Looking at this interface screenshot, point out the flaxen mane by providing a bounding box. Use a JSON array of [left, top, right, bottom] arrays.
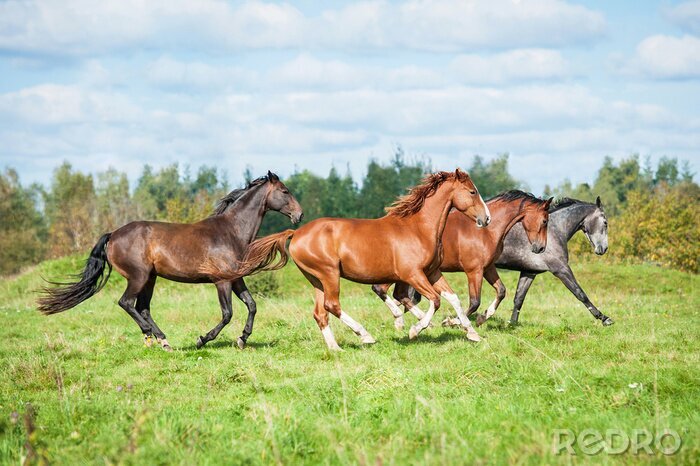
[[386, 171, 466, 218], [212, 176, 268, 216]]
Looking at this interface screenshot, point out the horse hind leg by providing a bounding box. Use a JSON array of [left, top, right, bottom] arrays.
[[324, 280, 376, 346], [118, 276, 166, 350], [136, 274, 168, 348]]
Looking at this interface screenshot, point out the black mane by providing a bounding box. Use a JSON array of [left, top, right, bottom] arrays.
[[212, 176, 268, 215], [549, 197, 594, 213], [489, 190, 546, 206]]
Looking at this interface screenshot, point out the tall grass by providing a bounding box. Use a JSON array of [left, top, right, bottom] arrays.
[[1, 256, 698, 464]]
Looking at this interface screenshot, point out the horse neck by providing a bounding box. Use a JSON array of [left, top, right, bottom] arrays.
[[221, 184, 268, 244], [406, 183, 454, 246], [552, 204, 596, 241], [486, 200, 527, 244]]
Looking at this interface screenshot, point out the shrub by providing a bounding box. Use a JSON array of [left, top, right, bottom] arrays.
[[246, 271, 281, 298]]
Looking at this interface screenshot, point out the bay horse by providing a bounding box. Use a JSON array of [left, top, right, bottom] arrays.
[[37, 171, 303, 351], [373, 190, 552, 330], [208, 169, 491, 350], [495, 196, 614, 326]]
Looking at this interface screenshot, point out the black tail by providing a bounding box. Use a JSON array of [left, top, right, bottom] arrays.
[[37, 233, 113, 315]]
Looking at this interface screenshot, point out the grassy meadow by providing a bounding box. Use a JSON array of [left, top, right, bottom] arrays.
[[0, 255, 698, 464]]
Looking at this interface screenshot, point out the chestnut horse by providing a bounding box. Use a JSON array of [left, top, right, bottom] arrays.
[[38, 172, 303, 351], [374, 191, 552, 329], [211, 169, 491, 350]]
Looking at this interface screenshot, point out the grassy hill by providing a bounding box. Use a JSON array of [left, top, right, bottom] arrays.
[[1, 256, 698, 464]]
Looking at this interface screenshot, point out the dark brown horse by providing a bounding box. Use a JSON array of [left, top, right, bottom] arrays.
[[207, 169, 491, 350], [37, 172, 303, 351], [373, 191, 552, 329]]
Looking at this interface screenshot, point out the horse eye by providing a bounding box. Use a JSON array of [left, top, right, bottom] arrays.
[[282, 190, 289, 194], [470, 190, 476, 195], [543, 219, 548, 225]]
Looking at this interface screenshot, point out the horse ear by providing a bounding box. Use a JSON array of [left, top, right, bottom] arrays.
[[267, 171, 279, 182], [596, 196, 601, 208], [455, 168, 469, 181], [544, 197, 554, 209]]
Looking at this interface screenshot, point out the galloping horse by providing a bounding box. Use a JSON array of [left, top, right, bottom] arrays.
[[209, 169, 491, 350], [38, 172, 303, 351], [496, 196, 614, 326], [373, 191, 552, 329]]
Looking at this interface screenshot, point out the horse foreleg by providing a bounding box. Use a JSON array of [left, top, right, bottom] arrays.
[[233, 279, 256, 349], [371, 283, 405, 329], [431, 274, 480, 342], [394, 282, 426, 321], [510, 272, 536, 324], [476, 265, 506, 327], [552, 265, 614, 326], [197, 281, 233, 349], [406, 273, 441, 340]]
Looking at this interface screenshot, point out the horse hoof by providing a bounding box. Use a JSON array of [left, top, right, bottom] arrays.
[[361, 335, 376, 345], [237, 337, 246, 350], [144, 335, 154, 347], [475, 314, 487, 327], [394, 316, 404, 330], [196, 336, 206, 349], [466, 329, 482, 342], [162, 344, 173, 352], [409, 326, 419, 340], [508, 320, 520, 326], [602, 317, 614, 326]]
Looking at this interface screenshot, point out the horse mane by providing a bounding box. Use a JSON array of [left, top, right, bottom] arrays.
[[548, 197, 594, 213], [489, 189, 547, 208], [212, 176, 268, 216], [386, 171, 461, 218]]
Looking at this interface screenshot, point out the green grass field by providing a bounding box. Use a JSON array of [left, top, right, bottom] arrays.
[[1, 256, 698, 465]]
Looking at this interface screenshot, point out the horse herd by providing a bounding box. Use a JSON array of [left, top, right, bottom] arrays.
[[38, 169, 613, 352]]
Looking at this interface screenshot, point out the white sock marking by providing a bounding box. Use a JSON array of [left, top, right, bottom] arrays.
[[440, 291, 474, 330], [340, 311, 375, 344], [321, 326, 341, 350], [384, 297, 403, 318], [485, 299, 498, 319]]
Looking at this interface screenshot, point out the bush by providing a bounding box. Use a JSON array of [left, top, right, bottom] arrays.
[[246, 271, 281, 298], [612, 183, 699, 273]]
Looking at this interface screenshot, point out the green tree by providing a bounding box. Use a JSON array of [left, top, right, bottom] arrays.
[[467, 153, 522, 198], [0, 168, 47, 274], [44, 162, 98, 257], [96, 167, 133, 232]]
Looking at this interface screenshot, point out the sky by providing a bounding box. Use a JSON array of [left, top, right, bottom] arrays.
[[0, 0, 699, 194]]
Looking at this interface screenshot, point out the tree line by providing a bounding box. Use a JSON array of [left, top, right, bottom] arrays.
[[1, 150, 697, 275]]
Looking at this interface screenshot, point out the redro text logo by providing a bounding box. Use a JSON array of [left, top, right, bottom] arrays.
[[552, 428, 682, 456]]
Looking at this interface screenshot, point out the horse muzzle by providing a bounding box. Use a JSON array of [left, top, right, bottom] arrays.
[[531, 243, 546, 254], [476, 215, 491, 228], [290, 211, 304, 225], [595, 245, 608, 255]]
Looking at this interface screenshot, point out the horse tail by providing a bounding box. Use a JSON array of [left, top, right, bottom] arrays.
[[237, 229, 295, 277], [37, 233, 113, 315]]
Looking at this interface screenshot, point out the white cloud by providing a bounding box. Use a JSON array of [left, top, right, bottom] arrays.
[[630, 35, 700, 80], [450, 49, 571, 84], [666, 0, 700, 35], [0, 0, 606, 57]]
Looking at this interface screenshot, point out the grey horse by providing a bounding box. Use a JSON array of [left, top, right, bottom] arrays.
[[494, 196, 614, 326], [409, 196, 614, 327]]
